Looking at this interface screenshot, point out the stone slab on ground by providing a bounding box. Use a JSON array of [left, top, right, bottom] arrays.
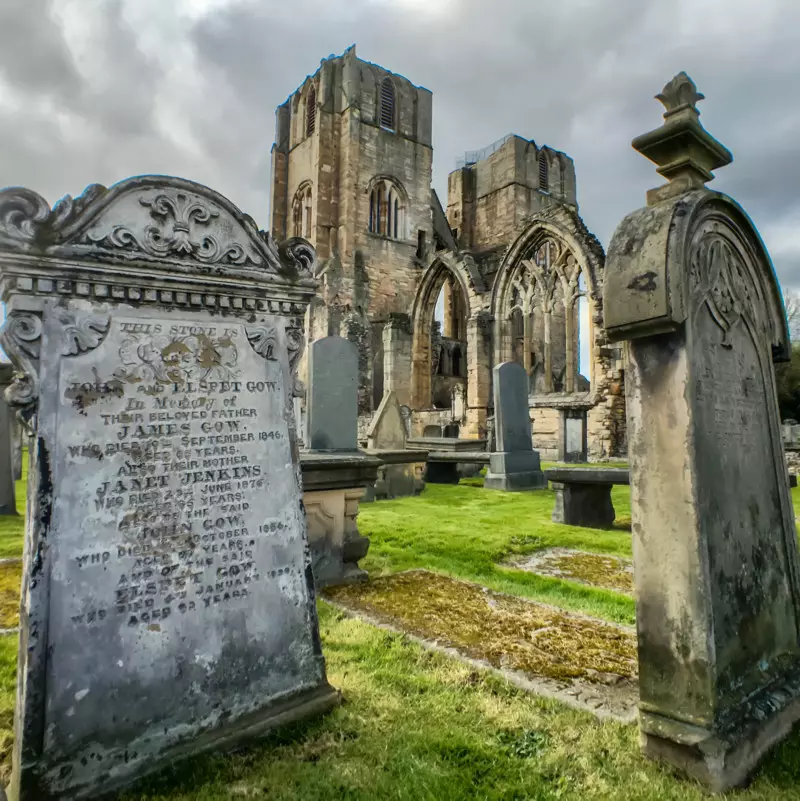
[[325, 569, 638, 722], [506, 548, 633, 595]]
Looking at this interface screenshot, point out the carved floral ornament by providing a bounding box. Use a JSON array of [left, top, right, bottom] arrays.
[[0, 177, 315, 278]]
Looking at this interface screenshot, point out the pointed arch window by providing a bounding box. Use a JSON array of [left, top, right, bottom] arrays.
[[539, 153, 549, 192], [306, 86, 316, 137], [368, 178, 406, 240], [292, 183, 313, 239], [380, 77, 396, 130]]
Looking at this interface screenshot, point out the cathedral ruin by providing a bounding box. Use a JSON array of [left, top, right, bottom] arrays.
[[269, 45, 627, 460]]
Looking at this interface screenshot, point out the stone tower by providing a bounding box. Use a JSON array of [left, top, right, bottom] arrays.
[[269, 45, 434, 413]]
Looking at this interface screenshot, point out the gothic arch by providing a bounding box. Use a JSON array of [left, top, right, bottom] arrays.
[[491, 206, 605, 394], [410, 255, 479, 410]]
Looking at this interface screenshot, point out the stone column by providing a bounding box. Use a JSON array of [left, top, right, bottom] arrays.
[[382, 313, 412, 408], [605, 73, 800, 792], [464, 313, 491, 439]]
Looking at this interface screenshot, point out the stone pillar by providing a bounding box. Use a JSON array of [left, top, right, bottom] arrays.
[[383, 314, 413, 407], [464, 313, 491, 439], [0, 363, 17, 516], [605, 73, 800, 792]]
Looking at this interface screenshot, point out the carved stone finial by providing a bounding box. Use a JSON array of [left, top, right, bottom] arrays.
[[632, 72, 733, 205], [655, 72, 705, 117]]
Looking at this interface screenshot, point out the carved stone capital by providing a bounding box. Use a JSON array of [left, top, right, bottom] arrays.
[[0, 311, 43, 426]]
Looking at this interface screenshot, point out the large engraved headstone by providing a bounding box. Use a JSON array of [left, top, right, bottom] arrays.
[[605, 75, 800, 791], [0, 177, 339, 800], [484, 361, 546, 490]]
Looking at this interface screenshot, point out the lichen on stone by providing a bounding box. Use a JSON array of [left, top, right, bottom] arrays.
[[506, 548, 634, 594], [325, 570, 637, 683]]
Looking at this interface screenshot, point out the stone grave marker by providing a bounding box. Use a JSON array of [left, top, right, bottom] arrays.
[[365, 391, 422, 500], [0, 176, 339, 801], [0, 363, 17, 516], [484, 361, 546, 490], [306, 336, 358, 450], [605, 74, 800, 791]]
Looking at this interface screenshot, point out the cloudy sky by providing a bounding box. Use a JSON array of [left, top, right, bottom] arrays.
[[1, 0, 799, 297]]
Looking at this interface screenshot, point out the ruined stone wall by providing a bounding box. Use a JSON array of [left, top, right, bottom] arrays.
[[446, 137, 577, 253]]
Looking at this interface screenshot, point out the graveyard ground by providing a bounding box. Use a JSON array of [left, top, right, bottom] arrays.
[[2, 461, 800, 798]]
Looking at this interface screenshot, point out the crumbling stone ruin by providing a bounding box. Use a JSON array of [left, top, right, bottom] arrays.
[[270, 45, 626, 460]]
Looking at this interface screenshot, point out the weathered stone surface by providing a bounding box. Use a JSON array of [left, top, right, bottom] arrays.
[[365, 392, 423, 499], [299, 452, 380, 587], [306, 336, 358, 451], [0, 364, 17, 516], [0, 176, 338, 801], [485, 362, 546, 491], [605, 75, 800, 792]]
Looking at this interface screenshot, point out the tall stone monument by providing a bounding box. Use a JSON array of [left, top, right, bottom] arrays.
[[604, 74, 800, 791], [0, 363, 17, 515], [484, 361, 546, 490], [0, 176, 339, 800]]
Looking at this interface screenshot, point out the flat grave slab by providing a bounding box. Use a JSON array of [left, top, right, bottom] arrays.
[[506, 548, 633, 595], [325, 569, 638, 722]]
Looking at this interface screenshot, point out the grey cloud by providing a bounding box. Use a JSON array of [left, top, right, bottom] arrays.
[[2, 0, 800, 294]]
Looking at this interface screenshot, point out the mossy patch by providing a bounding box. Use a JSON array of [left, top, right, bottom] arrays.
[[325, 570, 637, 684], [507, 549, 634, 595], [0, 562, 21, 630]]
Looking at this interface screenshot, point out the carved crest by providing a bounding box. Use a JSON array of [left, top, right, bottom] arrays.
[[691, 235, 753, 348], [87, 191, 256, 268], [0, 176, 316, 279]]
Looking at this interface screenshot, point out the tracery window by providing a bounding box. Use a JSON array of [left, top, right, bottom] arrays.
[[506, 237, 590, 394], [292, 183, 313, 239], [368, 179, 405, 239], [306, 86, 316, 137], [380, 77, 396, 130]]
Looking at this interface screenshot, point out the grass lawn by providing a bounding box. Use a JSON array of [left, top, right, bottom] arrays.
[[1, 462, 800, 798]]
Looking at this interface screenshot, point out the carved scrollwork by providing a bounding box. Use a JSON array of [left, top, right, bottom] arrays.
[[87, 191, 260, 268], [57, 311, 110, 356], [279, 237, 315, 277], [245, 325, 279, 361], [0, 312, 42, 413], [0, 188, 51, 247], [285, 318, 306, 397]]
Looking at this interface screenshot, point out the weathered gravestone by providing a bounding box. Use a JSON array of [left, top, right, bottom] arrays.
[[484, 361, 546, 490], [0, 176, 339, 800], [300, 336, 377, 587], [605, 74, 800, 791], [306, 336, 358, 451], [0, 363, 17, 515], [365, 391, 424, 500]]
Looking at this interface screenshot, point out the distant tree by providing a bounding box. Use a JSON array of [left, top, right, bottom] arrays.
[[776, 291, 800, 421]]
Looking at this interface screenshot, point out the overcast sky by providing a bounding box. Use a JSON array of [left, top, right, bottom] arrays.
[[1, 0, 799, 297]]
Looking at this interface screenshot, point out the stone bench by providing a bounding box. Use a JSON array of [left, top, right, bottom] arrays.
[[545, 467, 630, 528]]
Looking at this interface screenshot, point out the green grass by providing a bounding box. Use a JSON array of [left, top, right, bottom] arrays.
[[360, 478, 636, 626], [0, 448, 27, 559], [105, 607, 800, 800], [1, 461, 800, 798]]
